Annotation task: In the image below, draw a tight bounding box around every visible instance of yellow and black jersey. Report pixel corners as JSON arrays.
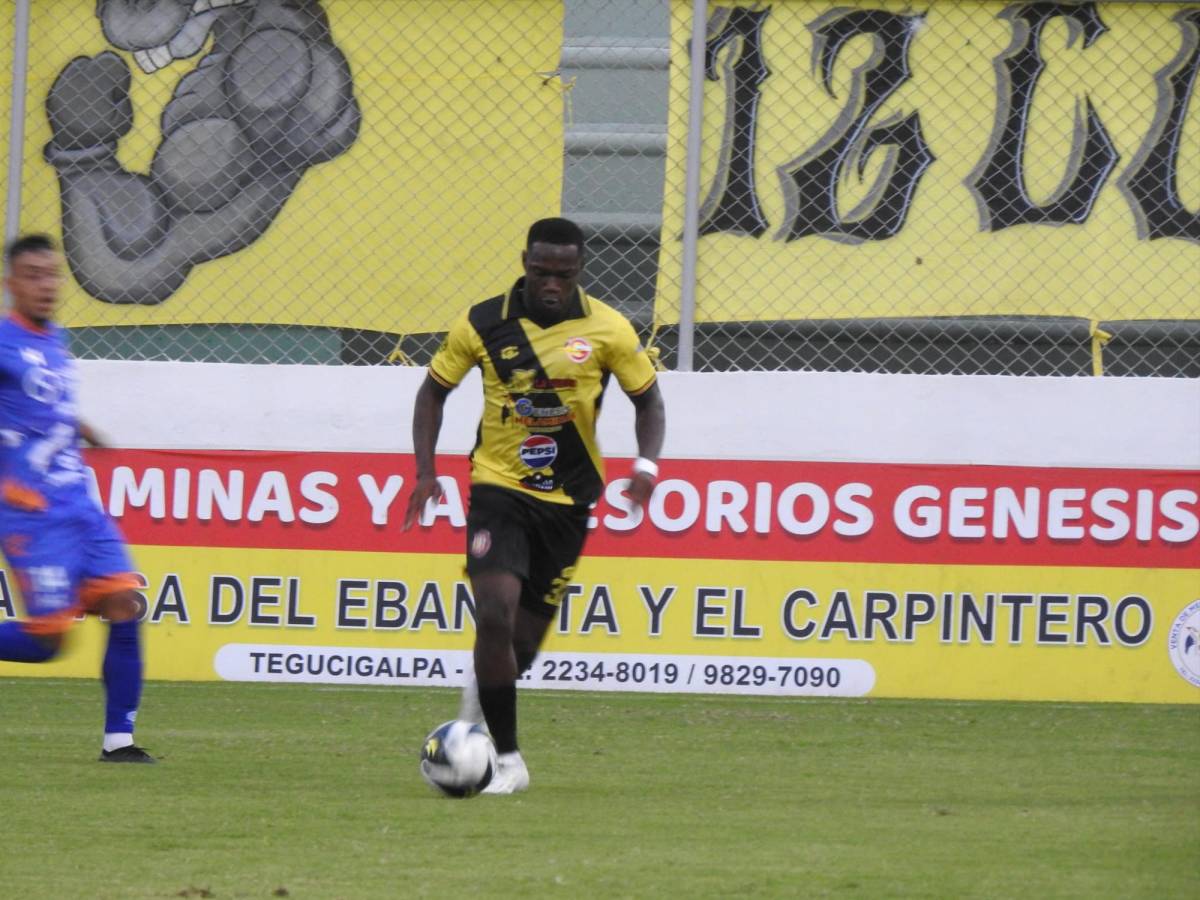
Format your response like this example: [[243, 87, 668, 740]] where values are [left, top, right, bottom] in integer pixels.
[[429, 279, 657, 506]]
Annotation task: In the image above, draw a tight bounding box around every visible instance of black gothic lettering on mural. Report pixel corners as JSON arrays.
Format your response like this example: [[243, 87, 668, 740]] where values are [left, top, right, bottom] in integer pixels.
[[698, 6, 772, 237], [775, 9, 935, 244], [43, 0, 361, 304], [966, 1, 1119, 231], [1117, 8, 1200, 244]]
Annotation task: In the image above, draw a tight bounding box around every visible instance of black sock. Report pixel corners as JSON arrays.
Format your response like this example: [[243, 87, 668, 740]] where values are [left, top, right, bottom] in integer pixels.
[[515, 647, 537, 676], [478, 683, 518, 754]]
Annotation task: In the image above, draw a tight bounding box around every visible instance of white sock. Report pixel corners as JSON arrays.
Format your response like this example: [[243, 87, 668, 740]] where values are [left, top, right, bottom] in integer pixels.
[[497, 751, 524, 767], [103, 733, 134, 752], [458, 665, 484, 724]]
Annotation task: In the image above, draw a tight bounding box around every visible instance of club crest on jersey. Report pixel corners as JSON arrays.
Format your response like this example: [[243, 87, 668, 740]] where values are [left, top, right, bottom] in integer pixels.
[[519, 435, 557, 469], [564, 337, 592, 363]]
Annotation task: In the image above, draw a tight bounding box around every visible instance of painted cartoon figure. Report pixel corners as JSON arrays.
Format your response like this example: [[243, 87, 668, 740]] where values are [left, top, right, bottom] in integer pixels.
[[44, 0, 361, 304]]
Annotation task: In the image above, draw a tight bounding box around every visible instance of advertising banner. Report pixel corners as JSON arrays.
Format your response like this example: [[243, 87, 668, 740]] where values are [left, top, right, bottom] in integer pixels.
[[3, 449, 1196, 703], [657, 0, 1200, 324]]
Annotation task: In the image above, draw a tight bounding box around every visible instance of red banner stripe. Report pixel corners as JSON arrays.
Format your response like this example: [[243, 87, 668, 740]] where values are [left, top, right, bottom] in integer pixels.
[[86, 450, 1200, 570]]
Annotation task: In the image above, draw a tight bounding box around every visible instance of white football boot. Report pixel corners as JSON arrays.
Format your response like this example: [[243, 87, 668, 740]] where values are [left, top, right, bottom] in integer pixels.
[[482, 751, 530, 794]]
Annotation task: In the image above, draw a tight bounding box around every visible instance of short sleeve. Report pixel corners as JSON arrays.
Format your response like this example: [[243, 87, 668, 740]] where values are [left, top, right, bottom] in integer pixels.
[[607, 316, 657, 396], [429, 311, 479, 388]]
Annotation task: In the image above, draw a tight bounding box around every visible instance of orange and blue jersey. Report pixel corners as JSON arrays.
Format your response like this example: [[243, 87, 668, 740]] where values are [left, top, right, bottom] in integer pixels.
[[0, 313, 136, 631], [0, 313, 88, 508]]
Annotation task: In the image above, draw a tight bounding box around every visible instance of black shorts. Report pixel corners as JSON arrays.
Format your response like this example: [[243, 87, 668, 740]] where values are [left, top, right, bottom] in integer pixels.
[[465, 484, 590, 618]]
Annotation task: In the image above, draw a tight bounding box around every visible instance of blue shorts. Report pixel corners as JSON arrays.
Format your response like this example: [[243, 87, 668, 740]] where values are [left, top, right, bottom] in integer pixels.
[[0, 495, 138, 633]]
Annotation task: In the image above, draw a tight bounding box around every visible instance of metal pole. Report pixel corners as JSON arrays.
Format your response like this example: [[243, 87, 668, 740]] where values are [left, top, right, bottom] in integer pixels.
[[4, 0, 34, 297], [676, 0, 707, 372]]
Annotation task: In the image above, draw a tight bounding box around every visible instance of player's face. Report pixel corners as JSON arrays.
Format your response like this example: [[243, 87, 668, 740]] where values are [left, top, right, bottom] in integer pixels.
[[5, 250, 64, 324], [522, 242, 581, 325]]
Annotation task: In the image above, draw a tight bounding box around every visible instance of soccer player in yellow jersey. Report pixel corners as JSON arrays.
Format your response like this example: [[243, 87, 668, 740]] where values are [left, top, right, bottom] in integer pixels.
[[404, 218, 666, 794]]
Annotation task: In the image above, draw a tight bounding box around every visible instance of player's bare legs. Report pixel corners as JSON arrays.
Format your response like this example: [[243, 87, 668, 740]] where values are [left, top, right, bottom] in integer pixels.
[[512, 605, 553, 679], [470, 569, 541, 793], [0, 586, 151, 762], [458, 601, 549, 716], [97, 589, 140, 623], [471, 568, 521, 748]]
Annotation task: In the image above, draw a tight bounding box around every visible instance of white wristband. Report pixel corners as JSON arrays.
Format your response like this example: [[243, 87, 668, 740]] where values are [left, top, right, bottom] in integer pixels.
[[632, 457, 659, 479]]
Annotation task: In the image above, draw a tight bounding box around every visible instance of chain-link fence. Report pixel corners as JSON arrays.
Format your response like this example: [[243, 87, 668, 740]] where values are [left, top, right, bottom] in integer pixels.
[[4, 1, 1198, 374]]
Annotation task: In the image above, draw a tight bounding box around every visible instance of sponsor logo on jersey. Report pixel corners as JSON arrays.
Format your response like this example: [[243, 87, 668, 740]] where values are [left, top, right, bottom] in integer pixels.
[[520, 471, 556, 492], [514, 397, 574, 430], [534, 377, 575, 389], [564, 337, 592, 363], [500, 346, 519, 360], [513, 397, 570, 420], [515, 414, 573, 430], [21, 366, 65, 404], [519, 435, 558, 469], [1167, 599, 1200, 688]]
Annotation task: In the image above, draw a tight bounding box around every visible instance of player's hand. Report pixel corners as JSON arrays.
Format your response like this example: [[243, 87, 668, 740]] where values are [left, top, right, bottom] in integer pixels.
[[627, 472, 656, 509], [78, 422, 107, 448], [403, 475, 444, 530]]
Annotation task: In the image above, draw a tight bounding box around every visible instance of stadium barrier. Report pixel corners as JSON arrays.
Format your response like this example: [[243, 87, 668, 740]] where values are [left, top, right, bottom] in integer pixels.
[[1, 364, 1196, 704]]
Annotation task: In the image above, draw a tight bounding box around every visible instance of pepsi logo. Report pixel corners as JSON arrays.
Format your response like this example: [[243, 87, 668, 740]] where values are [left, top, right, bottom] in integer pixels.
[[519, 435, 558, 469], [564, 337, 592, 363]]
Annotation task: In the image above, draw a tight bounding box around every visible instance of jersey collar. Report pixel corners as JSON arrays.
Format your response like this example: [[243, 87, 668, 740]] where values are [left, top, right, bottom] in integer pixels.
[[503, 278, 590, 322], [8, 311, 53, 335]]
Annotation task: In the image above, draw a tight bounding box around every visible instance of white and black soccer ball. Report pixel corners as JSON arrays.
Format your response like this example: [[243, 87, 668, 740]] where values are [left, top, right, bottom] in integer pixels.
[[419, 720, 497, 798]]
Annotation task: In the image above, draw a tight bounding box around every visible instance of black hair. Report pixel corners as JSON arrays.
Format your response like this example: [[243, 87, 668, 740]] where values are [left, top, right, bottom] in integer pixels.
[[526, 218, 585, 255], [5, 234, 57, 265]]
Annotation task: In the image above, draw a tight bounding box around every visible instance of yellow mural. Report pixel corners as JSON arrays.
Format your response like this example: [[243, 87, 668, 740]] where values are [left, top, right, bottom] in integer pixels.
[[17, 0, 565, 332]]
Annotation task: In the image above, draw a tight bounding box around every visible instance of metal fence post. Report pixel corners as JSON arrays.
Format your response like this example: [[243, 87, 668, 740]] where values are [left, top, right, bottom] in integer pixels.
[[676, 0, 708, 373], [4, 0, 33, 273]]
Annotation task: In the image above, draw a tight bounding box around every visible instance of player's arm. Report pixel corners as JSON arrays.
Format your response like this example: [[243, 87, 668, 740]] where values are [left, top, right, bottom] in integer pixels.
[[77, 420, 107, 448], [607, 314, 665, 509], [404, 311, 478, 529], [403, 374, 453, 530], [627, 381, 665, 509]]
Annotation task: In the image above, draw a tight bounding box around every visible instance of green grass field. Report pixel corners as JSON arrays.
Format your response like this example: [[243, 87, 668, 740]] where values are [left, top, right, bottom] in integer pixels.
[[0, 678, 1196, 899]]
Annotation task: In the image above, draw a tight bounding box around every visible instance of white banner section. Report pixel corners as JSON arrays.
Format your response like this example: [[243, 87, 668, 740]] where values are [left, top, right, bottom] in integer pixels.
[[214, 644, 875, 697]]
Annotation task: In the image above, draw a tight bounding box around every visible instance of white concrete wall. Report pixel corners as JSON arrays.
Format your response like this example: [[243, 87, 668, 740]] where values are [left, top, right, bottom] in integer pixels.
[[79, 361, 1200, 469]]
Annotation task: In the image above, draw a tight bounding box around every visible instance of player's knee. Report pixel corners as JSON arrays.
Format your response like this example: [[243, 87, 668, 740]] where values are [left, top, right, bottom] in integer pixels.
[[97, 590, 144, 623], [473, 600, 515, 645]]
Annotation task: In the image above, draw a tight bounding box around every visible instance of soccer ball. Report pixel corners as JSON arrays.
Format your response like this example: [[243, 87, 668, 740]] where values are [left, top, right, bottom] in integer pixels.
[[419, 720, 496, 798]]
